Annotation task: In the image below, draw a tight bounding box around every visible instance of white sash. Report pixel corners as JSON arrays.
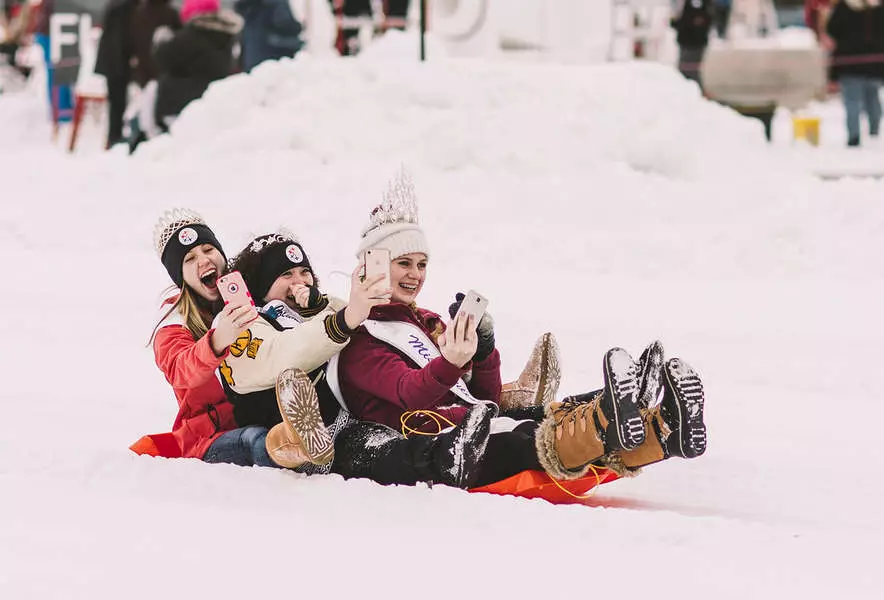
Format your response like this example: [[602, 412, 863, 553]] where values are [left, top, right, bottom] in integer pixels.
[[327, 319, 532, 433], [362, 319, 498, 412]]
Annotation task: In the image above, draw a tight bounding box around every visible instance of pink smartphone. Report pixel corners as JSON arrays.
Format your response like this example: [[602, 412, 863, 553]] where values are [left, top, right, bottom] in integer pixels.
[[217, 271, 255, 308], [363, 248, 391, 290]]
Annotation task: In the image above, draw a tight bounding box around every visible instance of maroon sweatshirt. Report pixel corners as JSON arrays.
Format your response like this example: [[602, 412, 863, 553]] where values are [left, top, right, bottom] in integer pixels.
[[338, 302, 501, 433]]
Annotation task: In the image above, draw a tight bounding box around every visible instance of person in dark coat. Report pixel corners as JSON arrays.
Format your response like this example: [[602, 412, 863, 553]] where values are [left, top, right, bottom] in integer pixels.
[[153, 0, 242, 125], [94, 0, 137, 147], [826, 0, 884, 146], [670, 0, 714, 87], [234, 0, 303, 72], [130, 0, 181, 87]]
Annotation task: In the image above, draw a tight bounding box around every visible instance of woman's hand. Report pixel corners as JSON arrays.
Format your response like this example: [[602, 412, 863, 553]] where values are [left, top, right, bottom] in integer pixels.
[[291, 284, 312, 308], [439, 313, 478, 369], [211, 303, 258, 356], [343, 265, 391, 330]]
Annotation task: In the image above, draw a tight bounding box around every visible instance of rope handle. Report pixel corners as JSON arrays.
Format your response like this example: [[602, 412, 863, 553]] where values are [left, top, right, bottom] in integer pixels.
[[400, 409, 457, 437]]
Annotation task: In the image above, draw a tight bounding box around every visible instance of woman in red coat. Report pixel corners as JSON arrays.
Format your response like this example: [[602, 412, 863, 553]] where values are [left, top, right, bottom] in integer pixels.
[[149, 208, 332, 467], [337, 171, 709, 488]]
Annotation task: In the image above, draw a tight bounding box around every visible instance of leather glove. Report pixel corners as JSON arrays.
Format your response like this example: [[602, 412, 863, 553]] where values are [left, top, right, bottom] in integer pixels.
[[448, 292, 495, 362]]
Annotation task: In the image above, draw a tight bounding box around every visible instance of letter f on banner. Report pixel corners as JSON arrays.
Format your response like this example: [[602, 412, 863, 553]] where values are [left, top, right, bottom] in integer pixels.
[[50, 13, 80, 64]]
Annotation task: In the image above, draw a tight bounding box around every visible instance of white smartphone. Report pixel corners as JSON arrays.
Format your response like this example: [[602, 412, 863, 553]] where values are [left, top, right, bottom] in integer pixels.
[[455, 289, 489, 326], [363, 248, 391, 290]]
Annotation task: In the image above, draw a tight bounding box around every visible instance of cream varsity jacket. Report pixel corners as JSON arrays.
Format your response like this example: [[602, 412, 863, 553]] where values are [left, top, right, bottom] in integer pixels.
[[218, 296, 350, 395]]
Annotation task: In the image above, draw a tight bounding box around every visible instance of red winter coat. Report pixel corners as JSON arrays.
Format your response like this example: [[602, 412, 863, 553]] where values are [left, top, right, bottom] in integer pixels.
[[338, 303, 501, 433], [153, 320, 237, 458]]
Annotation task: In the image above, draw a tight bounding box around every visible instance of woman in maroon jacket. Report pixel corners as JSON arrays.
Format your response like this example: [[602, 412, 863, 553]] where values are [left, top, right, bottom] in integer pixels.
[[337, 172, 709, 488]]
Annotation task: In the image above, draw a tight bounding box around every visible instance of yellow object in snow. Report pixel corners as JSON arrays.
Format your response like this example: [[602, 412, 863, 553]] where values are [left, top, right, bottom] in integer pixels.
[[793, 116, 821, 147]]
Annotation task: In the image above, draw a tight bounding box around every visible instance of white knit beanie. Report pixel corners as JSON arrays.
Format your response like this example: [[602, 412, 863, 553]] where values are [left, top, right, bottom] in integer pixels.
[[356, 168, 430, 260]]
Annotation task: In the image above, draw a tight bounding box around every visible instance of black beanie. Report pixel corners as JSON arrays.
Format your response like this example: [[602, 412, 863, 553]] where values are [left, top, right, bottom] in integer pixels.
[[242, 235, 313, 302], [160, 223, 226, 288]]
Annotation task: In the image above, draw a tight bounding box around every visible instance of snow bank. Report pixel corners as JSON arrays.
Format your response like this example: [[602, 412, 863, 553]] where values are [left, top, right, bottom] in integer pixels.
[[138, 33, 795, 184]]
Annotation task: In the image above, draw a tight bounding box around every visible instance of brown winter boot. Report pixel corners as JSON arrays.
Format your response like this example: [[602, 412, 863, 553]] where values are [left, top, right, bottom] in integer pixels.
[[273, 368, 335, 467], [535, 393, 606, 480], [265, 423, 312, 469], [614, 407, 671, 471], [500, 332, 561, 410]]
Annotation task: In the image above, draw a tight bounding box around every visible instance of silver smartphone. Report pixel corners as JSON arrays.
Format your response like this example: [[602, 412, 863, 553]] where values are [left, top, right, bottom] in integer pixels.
[[455, 289, 489, 326]]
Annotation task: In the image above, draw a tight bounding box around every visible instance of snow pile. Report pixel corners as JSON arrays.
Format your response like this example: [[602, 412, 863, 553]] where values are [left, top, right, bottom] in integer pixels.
[[138, 36, 795, 184]]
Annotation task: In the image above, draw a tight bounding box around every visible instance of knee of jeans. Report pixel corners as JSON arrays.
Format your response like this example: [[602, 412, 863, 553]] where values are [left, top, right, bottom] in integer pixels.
[[239, 425, 268, 447]]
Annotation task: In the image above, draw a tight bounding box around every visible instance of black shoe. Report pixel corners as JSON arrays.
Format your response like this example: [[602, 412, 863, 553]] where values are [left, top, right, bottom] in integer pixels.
[[848, 136, 861, 147], [660, 358, 707, 459], [636, 340, 665, 409], [432, 403, 493, 488], [600, 348, 645, 451]]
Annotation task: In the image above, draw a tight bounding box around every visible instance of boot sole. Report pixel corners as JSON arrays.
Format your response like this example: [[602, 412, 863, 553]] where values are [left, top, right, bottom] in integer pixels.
[[603, 348, 645, 451], [663, 358, 707, 459], [637, 340, 665, 409], [275, 368, 335, 466]]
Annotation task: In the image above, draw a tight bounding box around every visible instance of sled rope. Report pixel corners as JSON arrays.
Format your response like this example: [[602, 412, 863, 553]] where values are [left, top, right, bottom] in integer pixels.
[[400, 410, 457, 437], [546, 464, 603, 500]]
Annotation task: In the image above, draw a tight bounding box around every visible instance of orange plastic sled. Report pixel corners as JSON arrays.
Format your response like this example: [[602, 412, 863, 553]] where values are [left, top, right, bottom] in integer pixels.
[[130, 433, 619, 506]]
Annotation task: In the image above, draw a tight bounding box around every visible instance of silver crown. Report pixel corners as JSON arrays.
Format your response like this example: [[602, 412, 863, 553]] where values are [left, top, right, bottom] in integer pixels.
[[153, 208, 206, 257], [248, 228, 301, 253], [362, 167, 419, 236]]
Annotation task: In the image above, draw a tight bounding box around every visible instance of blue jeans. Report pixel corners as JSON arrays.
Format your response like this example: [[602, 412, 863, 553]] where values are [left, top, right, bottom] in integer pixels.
[[840, 76, 882, 142], [203, 426, 279, 468]]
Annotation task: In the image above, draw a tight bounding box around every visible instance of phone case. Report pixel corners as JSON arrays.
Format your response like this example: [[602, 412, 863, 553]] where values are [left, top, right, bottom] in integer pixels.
[[217, 271, 255, 307], [364, 248, 391, 288], [456, 289, 489, 324]]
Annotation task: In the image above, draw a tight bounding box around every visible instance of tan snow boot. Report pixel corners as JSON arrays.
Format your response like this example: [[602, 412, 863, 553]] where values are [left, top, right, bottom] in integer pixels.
[[535, 393, 606, 480], [273, 368, 335, 467], [615, 407, 671, 471], [500, 332, 561, 410], [265, 423, 312, 469]]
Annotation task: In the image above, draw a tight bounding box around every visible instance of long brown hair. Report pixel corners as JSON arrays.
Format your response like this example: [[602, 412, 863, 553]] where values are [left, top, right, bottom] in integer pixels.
[[148, 284, 222, 346]]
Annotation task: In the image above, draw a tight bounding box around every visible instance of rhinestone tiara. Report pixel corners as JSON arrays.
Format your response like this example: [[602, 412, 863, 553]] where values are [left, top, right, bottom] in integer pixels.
[[248, 228, 301, 253], [363, 167, 419, 236], [153, 208, 206, 258]]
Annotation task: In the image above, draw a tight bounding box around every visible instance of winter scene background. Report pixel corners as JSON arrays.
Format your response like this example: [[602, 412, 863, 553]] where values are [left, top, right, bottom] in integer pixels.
[[2, 1, 883, 598]]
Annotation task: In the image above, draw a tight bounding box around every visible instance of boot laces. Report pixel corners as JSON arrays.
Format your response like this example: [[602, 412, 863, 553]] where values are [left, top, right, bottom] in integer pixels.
[[553, 396, 593, 429]]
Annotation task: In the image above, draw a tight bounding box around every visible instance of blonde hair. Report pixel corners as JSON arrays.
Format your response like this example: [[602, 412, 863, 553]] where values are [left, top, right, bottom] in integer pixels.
[[148, 285, 214, 346]]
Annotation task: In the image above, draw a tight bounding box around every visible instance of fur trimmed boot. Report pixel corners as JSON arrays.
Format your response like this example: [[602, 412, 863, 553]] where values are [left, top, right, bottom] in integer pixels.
[[612, 408, 671, 472], [273, 368, 335, 467], [535, 347, 646, 480], [607, 357, 708, 473], [500, 332, 561, 411], [536, 393, 606, 480]]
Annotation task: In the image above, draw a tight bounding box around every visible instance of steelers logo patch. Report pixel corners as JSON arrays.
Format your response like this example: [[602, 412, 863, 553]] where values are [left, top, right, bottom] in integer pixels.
[[178, 227, 198, 246], [286, 244, 304, 264]]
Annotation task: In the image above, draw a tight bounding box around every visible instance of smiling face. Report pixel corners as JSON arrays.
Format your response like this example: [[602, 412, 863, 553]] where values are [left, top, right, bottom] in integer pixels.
[[389, 253, 428, 304], [263, 266, 315, 307], [181, 243, 226, 301]]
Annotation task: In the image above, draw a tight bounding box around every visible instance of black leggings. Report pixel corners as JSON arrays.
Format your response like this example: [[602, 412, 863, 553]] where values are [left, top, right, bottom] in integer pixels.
[[473, 422, 543, 487], [331, 419, 543, 488]]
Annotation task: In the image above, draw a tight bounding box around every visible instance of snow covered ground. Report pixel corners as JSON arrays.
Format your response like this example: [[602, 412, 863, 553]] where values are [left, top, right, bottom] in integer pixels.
[[2, 31, 883, 600]]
